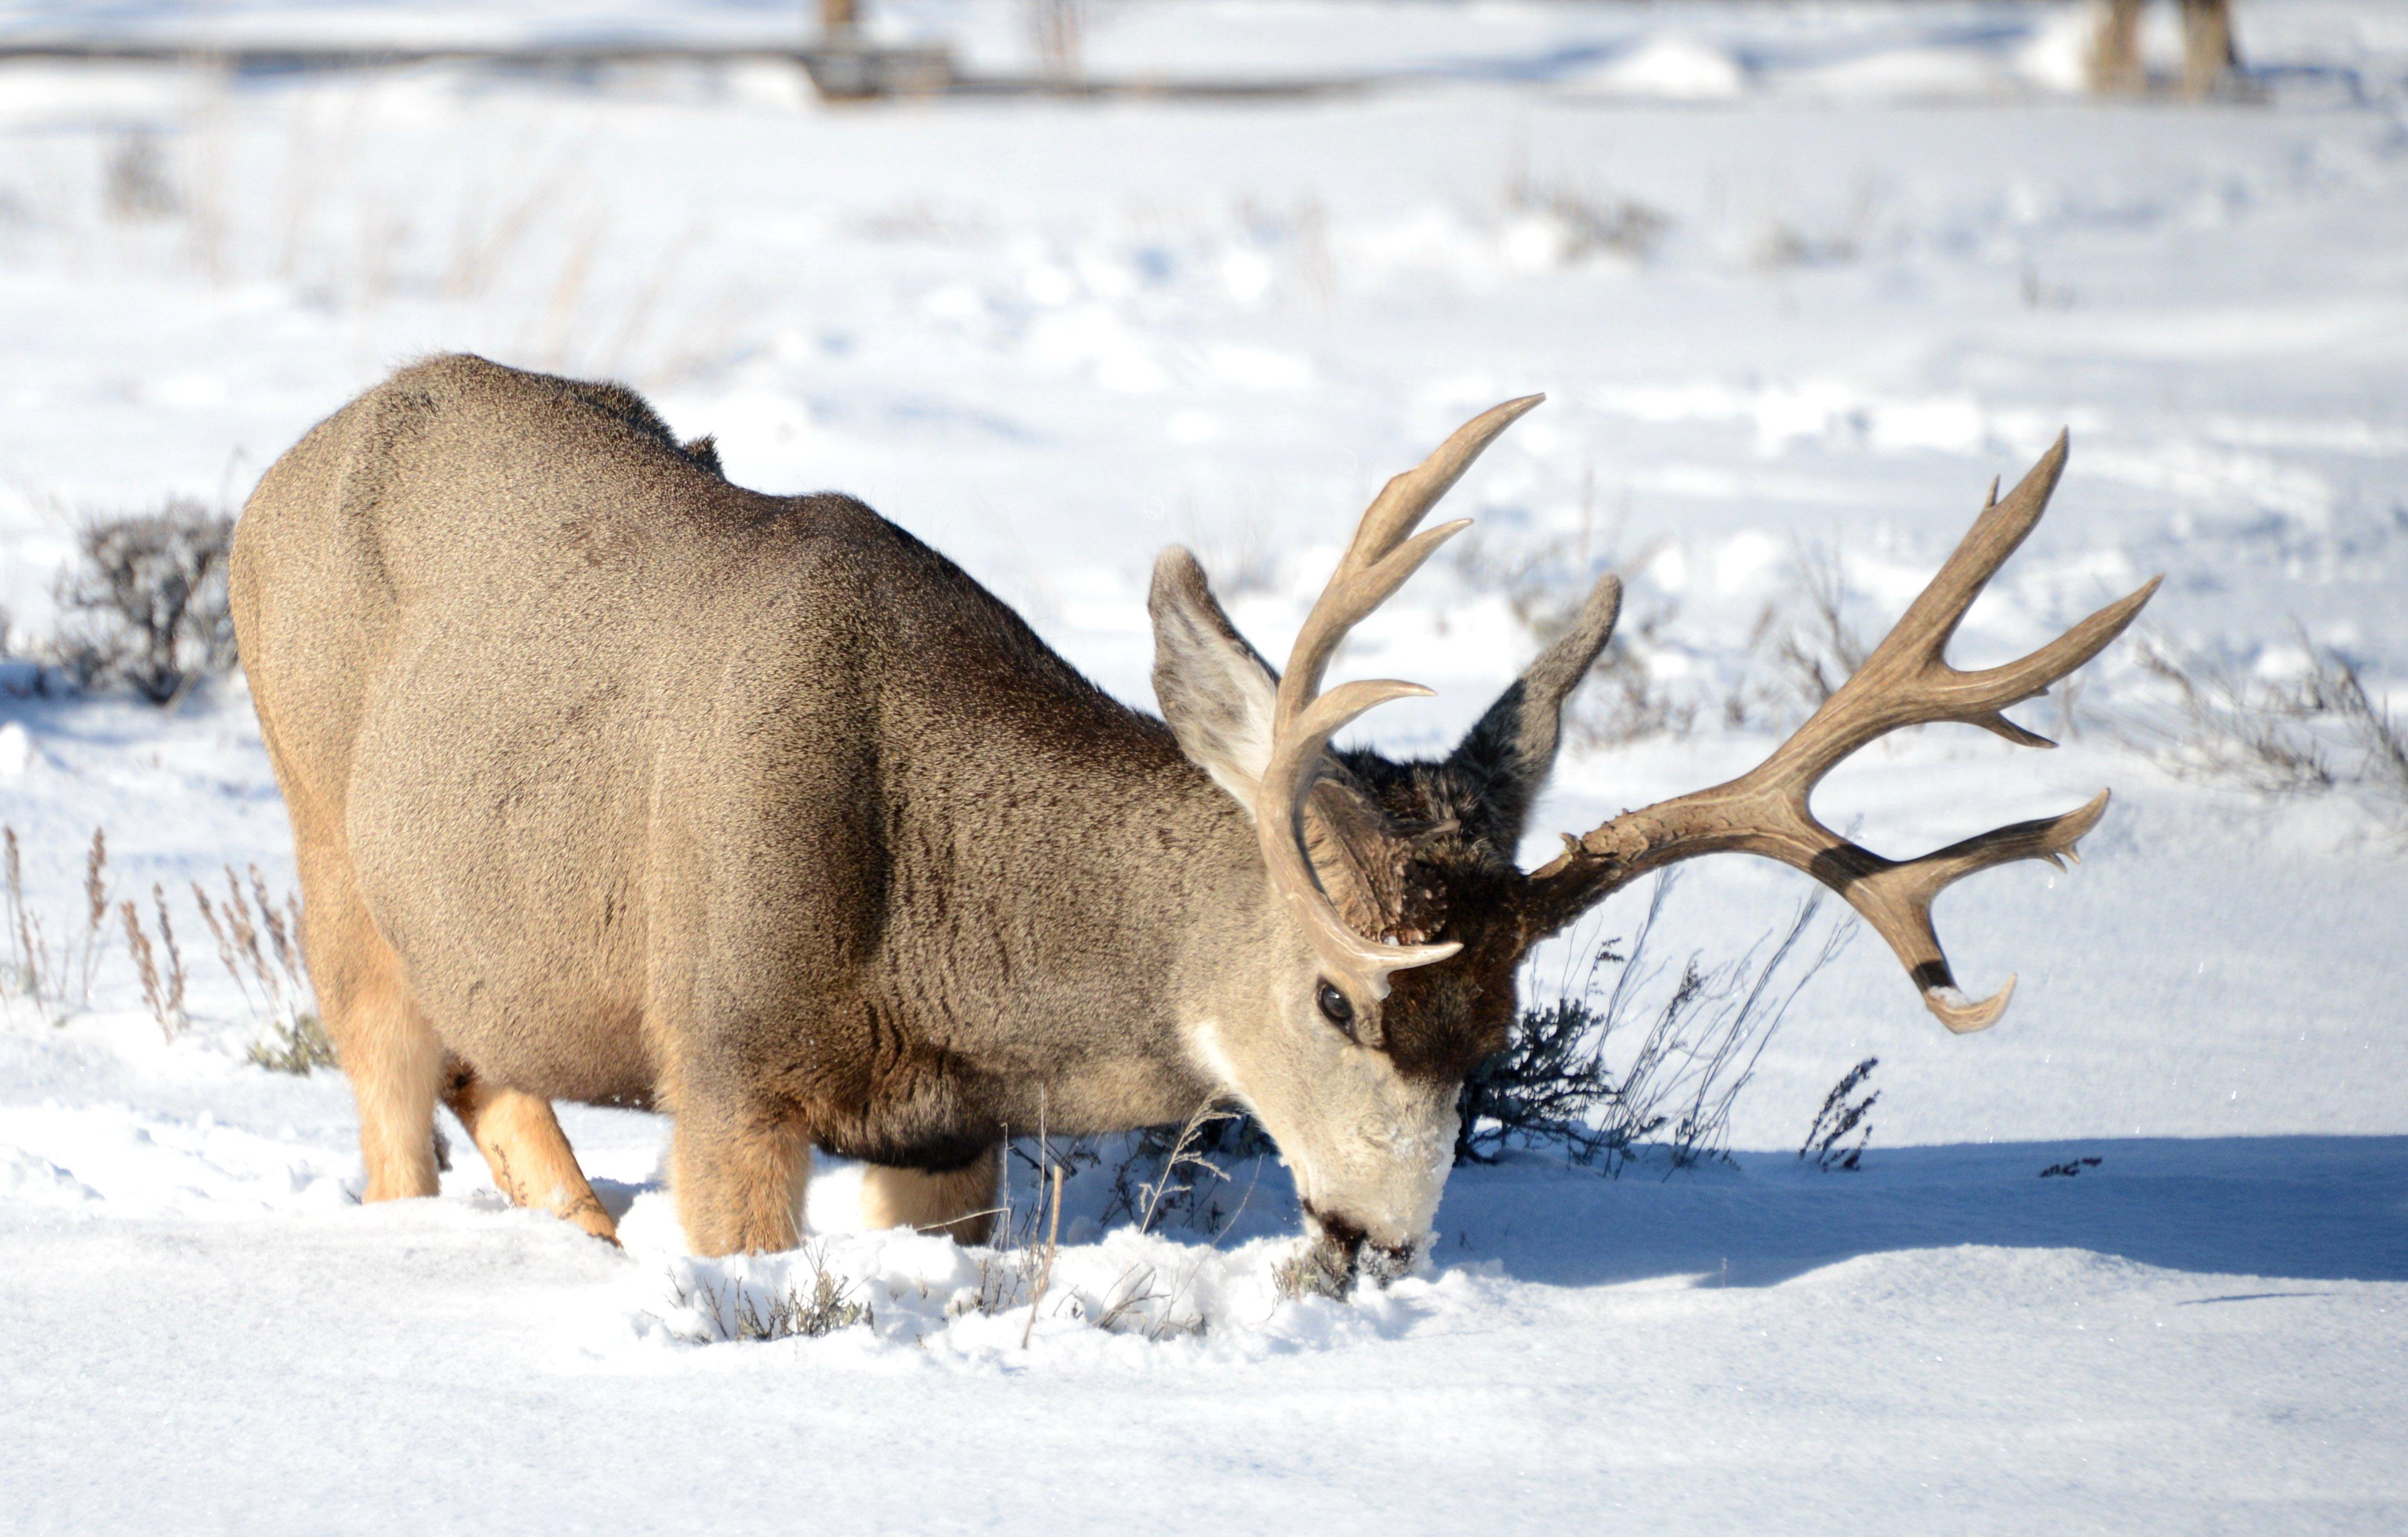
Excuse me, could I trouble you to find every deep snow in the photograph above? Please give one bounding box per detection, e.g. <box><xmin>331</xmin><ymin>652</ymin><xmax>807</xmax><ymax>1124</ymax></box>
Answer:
<box><xmin>3</xmin><ymin>2</ymin><xmax>2407</xmax><ymax>1532</ymax></box>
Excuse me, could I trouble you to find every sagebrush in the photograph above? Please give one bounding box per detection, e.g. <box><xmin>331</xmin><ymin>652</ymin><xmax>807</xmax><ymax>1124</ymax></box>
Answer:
<box><xmin>1456</xmin><ymin>871</ymin><xmax>1853</xmax><ymax>1172</ymax></box>
<box><xmin>46</xmin><ymin>500</ymin><xmax>238</xmax><ymax>705</ymax></box>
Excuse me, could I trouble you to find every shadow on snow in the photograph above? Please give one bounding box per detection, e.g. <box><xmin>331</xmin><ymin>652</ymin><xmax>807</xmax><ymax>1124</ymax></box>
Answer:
<box><xmin>1436</xmin><ymin>1135</ymin><xmax>2408</xmax><ymax>1289</ymax></box>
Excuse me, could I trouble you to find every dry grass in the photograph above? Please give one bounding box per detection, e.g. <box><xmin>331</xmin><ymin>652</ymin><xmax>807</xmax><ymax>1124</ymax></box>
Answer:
<box><xmin>1469</xmin><ymin>529</ymin><xmax>1904</xmax><ymax>747</ymax></box>
<box><xmin>666</xmin><ymin>1243</ymin><xmax>873</xmax><ymax>1343</ymax></box>
<box><xmin>1507</xmin><ymin>173</ymin><xmax>1672</xmax><ymax>263</ymax></box>
<box><xmin>1028</xmin><ymin>0</ymin><xmax>1087</xmax><ymax>80</ymax></box>
<box><xmin>1271</xmin><ymin>1238</ymin><xmax>1354</xmax><ymax>1302</ymax></box>
<box><xmin>1799</xmin><ymin>1056</ymin><xmax>1880</xmax><ymax>1172</ymax></box>
<box><xmin>1187</xmin><ymin>504</ymin><xmax>1280</xmax><ymax>601</ymax></box>
<box><xmin>194</xmin><ymin>865</ymin><xmax>312</xmax><ymax>1029</ymax></box>
<box><xmin>41</xmin><ymin>97</ymin><xmax>731</xmax><ymax>388</ymax></box>
<box><xmin>1458</xmin><ymin>872</ymin><xmax>1854</xmax><ymax>1173</ymax></box>
<box><xmin>1566</xmin><ymin>597</ymin><xmax>1699</xmax><ymax>746</ymax></box>
<box><xmin>952</xmin><ymin>1113</ymin><xmax>1088</xmax><ymax>1332</ymax></box>
<box><xmin>1</xmin><ymin>823</ymin><xmax>326</xmax><ymax>1051</ymax></box>
<box><xmin>1767</xmin><ymin>542</ymin><xmax>1870</xmax><ymax>713</ymax></box>
<box><xmin>1020</xmin><ymin>1162</ymin><xmax>1066</xmax><ymax>1348</ymax></box>
<box><xmin>75</xmin><ymin>831</ymin><xmax>109</xmax><ymax>1006</ymax></box>
<box><xmin>3</xmin><ymin>826</ymin><xmax>60</xmax><ymax>1015</ymax></box>
<box><xmin>247</xmin><ymin>1011</ymin><xmax>338</xmax><ymax>1075</ymax></box>
<box><xmin>1097</xmin><ymin>1099</ymin><xmax>1269</xmax><ymax>1237</ymax></box>
<box><xmin>2112</xmin><ymin>627</ymin><xmax>2407</xmax><ymax>829</ymax></box>
<box><xmin>119</xmin><ymin>887</ymin><xmax>190</xmax><ymax>1041</ymax></box>
<box><xmin>103</xmin><ymin>130</ymin><xmax>182</xmax><ymax>222</ymax></box>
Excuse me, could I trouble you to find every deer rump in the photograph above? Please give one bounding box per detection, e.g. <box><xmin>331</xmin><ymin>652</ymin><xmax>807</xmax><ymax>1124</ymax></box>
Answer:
<box><xmin>234</xmin><ymin>353</ymin><xmax>2153</xmax><ymax>1265</ymax></box>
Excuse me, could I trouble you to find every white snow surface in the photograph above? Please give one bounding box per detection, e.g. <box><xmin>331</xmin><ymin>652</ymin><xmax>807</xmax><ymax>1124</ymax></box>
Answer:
<box><xmin>3</xmin><ymin>2</ymin><xmax>2407</xmax><ymax>1531</ymax></box>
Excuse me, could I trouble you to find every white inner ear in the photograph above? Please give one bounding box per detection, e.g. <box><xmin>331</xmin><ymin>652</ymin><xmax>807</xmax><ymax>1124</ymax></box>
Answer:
<box><xmin>1186</xmin><ymin>665</ymin><xmax>1275</xmax><ymax>816</ymax></box>
<box><xmin>1152</xmin><ymin>572</ymin><xmax>1278</xmax><ymax>819</ymax></box>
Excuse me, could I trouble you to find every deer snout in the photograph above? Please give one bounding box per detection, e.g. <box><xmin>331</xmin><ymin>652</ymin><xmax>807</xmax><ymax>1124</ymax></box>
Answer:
<box><xmin>1299</xmin><ymin>1202</ymin><xmax>1419</xmax><ymax>1289</ymax></box>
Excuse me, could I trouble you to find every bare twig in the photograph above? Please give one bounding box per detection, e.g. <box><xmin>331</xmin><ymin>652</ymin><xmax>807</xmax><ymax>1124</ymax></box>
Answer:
<box><xmin>1021</xmin><ymin>1163</ymin><xmax>1064</xmax><ymax>1349</ymax></box>
<box><xmin>151</xmin><ymin>883</ymin><xmax>186</xmax><ymax>1025</ymax></box>
<box><xmin>76</xmin><ymin>829</ymin><xmax>110</xmax><ymax>1005</ymax></box>
<box><xmin>191</xmin><ymin>880</ymin><xmax>256</xmax><ymax>1016</ymax></box>
<box><xmin>120</xmin><ymin>899</ymin><xmax>176</xmax><ymax>1039</ymax></box>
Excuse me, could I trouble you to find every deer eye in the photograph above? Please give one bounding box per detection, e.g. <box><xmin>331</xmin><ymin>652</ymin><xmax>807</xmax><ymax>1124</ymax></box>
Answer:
<box><xmin>1315</xmin><ymin>980</ymin><xmax>1357</xmax><ymax>1040</ymax></box>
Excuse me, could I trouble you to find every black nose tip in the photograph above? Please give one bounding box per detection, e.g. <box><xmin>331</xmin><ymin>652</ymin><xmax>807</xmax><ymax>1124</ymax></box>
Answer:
<box><xmin>1297</xmin><ymin>1204</ymin><xmax>1414</xmax><ymax>1290</ymax></box>
<box><xmin>1304</xmin><ymin>1205</ymin><xmax>1370</xmax><ymax>1259</ymax></box>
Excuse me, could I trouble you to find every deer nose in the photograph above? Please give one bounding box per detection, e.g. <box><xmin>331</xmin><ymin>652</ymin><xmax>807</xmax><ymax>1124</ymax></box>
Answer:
<box><xmin>1299</xmin><ymin>1203</ymin><xmax>1415</xmax><ymax>1289</ymax></box>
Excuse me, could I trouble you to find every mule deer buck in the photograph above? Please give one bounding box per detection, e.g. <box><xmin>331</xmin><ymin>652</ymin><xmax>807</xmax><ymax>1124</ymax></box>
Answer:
<box><xmin>232</xmin><ymin>356</ymin><xmax>2154</xmax><ymax>1277</ymax></box>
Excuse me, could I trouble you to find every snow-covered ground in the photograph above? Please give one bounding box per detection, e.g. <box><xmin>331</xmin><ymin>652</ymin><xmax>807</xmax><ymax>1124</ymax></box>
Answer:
<box><xmin>3</xmin><ymin>2</ymin><xmax>2406</xmax><ymax>1531</ymax></box>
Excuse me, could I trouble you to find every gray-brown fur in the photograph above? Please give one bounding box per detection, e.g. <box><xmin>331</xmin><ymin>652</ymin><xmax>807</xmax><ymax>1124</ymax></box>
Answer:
<box><xmin>234</xmin><ymin>355</ymin><xmax>1599</xmax><ymax>1256</ymax></box>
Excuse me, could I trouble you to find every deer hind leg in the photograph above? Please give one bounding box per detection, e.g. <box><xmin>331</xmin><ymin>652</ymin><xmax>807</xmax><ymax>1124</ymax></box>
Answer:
<box><xmin>859</xmin><ymin>1147</ymin><xmax>1001</xmax><ymax>1245</ymax></box>
<box><xmin>296</xmin><ymin>843</ymin><xmax>444</xmax><ymax>1203</ymax></box>
<box><xmin>440</xmin><ymin>1063</ymin><xmax>619</xmax><ymax>1244</ymax></box>
<box><xmin>668</xmin><ymin>1094</ymin><xmax>813</xmax><ymax>1256</ymax></box>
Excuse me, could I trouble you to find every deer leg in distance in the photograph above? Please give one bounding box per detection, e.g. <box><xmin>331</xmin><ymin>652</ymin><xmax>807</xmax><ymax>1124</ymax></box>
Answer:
<box><xmin>2088</xmin><ymin>0</ymin><xmax>2148</xmax><ymax>94</ymax></box>
<box><xmin>2179</xmin><ymin>0</ymin><xmax>2239</xmax><ymax>99</ymax></box>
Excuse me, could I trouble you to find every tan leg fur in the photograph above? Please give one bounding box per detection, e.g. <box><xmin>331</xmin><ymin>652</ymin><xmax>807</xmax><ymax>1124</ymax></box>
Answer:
<box><xmin>442</xmin><ymin>1067</ymin><xmax>619</xmax><ymax>1243</ymax></box>
<box><xmin>296</xmin><ymin>840</ymin><xmax>445</xmax><ymax>1203</ymax></box>
<box><xmin>671</xmin><ymin>1111</ymin><xmax>812</xmax><ymax>1255</ymax></box>
<box><xmin>858</xmin><ymin>1149</ymin><xmax>1001</xmax><ymax>1244</ymax></box>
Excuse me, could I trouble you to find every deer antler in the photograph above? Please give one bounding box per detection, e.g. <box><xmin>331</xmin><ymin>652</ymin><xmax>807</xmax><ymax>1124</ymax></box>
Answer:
<box><xmin>1261</xmin><ymin>395</ymin><xmax>1545</xmax><ymax>999</ymax></box>
<box><xmin>1521</xmin><ymin>433</ymin><xmax>2159</xmax><ymax>1032</ymax></box>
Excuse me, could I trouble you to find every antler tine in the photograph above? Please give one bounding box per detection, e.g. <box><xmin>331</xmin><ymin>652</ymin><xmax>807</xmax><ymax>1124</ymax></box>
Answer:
<box><xmin>1940</xmin><ymin>577</ymin><xmax>2164</xmax><ymax>749</ymax></box>
<box><xmin>1876</xmin><ymin>430</ymin><xmax>2069</xmax><ymax>674</ymax></box>
<box><xmin>1281</xmin><ymin>394</ymin><xmax>1545</xmax><ymax>711</ymax></box>
<box><xmin>1278</xmin><ymin>518</ymin><xmax>1474</xmax><ymax>716</ymax></box>
<box><xmin>1832</xmin><ymin>791</ymin><xmax>2110</xmax><ymax>1033</ymax></box>
<box><xmin>1767</xmin><ymin>434</ymin><xmax>2158</xmax><ymax>783</ymax></box>
<box><xmin>1353</xmin><ymin>395</ymin><xmax>1547</xmax><ymax>573</ymax></box>
<box><xmin>1526</xmin><ymin>436</ymin><xmax>2158</xmax><ymax>1032</ymax></box>
<box><xmin>1257</xmin><ymin>398</ymin><xmax>1543</xmax><ymax>997</ymax></box>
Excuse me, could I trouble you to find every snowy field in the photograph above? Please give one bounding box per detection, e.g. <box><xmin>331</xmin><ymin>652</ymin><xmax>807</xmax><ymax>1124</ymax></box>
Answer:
<box><xmin>4</xmin><ymin>1</ymin><xmax>2407</xmax><ymax>1531</ymax></box>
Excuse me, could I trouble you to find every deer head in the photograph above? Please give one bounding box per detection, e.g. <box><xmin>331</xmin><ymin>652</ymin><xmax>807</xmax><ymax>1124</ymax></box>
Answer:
<box><xmin>1150</xmin><ymin>400</ymin><xmax>2157</xmax><ymax>1279</ymax></box>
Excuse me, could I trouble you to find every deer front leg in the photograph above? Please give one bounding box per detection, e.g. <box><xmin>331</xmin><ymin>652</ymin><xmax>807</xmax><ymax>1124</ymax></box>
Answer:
<box><xmin>859</xmin><ymin>1146</ymin><xmax>1002</xmax><ymax>1244</ymax></box>
<box><xmin>668</xmin><ymin>1087</ymin><xmax>813</xmax><ymax>1256</ymax></box>
<box><xmin>440</xmin><ymin>1063</ymin><xmax>619</xmax><ymax>1244</ymax></box>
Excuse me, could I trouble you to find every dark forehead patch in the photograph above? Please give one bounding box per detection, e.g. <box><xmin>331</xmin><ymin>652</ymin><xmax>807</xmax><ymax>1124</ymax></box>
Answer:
<box><xmin>1313</xmin><ymin>745</ymin><xmax>1532</xmax><ymax>1082</ymax></box>
<box><xmin>1374</xmin><ymin>857</ymin><xmax>1524</xmax><ymax>1082</ymax></box>
<box><xmin>1334</xmin><ymin>746</ymin><xmax>1524</xmax><ymax>866</ymax></box>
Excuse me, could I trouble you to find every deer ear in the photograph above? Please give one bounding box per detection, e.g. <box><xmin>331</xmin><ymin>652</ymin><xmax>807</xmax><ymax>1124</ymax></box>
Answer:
<box><xmin>1150</xmin><ymin>547</ymin><xmax>1279</xmax><ymax>816</ymax></box>
<box><xmin>1448</xmin><ymin>571</ymin><xmax>1622</xmax><ymax>846</ymax></box>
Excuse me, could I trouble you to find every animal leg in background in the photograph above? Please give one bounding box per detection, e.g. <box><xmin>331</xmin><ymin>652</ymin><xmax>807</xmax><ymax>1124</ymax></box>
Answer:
<box><xmin>858</xmin><ymin>1149</ymin><xmax>1002</xmax><ymax>1244</ymax></box>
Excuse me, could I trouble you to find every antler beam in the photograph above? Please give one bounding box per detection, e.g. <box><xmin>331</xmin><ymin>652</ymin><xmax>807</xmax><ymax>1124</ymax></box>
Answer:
<box><xmin>1522</xmin><ymin>433</ymin><xmax>2159</xmax><ymax>1032</ymax></box>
